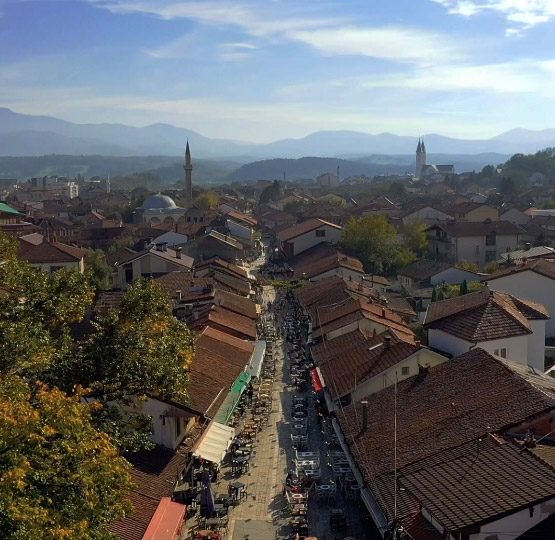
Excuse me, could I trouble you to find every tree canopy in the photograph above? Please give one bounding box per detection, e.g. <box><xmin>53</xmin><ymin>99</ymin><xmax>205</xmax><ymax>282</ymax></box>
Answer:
<box><xmin>0</xmin><ymin>232</ymin><xmax>196</xmax><ymax>536</ymax></box>
<box><xmin>341</xmin><ymin>214</ymin><xmax>417</xmax><ymax>275</ymax></box>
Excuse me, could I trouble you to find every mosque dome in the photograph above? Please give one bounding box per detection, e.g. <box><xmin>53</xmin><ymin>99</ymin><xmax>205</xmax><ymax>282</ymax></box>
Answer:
<box><xmin>139</xmin><ymin>194</ymin><xmax>178</xmax><ymax>210</ymax></box>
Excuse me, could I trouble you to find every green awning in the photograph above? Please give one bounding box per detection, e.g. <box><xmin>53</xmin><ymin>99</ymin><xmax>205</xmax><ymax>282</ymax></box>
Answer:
<box><xmin>0</xmin><ymin>202</ymin><xmax>23</xmax><ymax>216</ymax></box>
<box><xmin>231</xmin><ymin>371</ymin><xmax>251</xmax><ymax>394</ymax></box>
<box><xmin>213</xmin><ymin>391</ymin><xmax>242</xmax><ymax>425</ymax></box>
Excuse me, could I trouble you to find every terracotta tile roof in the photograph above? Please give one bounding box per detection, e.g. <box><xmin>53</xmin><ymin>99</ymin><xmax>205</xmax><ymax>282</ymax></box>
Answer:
<box><xmin>312</xmin><ymin>329</ymin><xmax>420</xmax><ymax>398</ymax></box>
<box><xmin>213</xmin><ymin>289</ymin><xmax>258</xmax><ymax>320</ymax></box>
<box><xmin>425</xmin><ymin>288</ymin><xmax>548</xmax><ymax>341</ymax></box>
<box><xmin>195</xmin><ymin>257</ymin><xmax>249</xmax><ymax>280</ymax></box>
<box><xmin>187</xmin><ymin>326</ymin><xmax>253</xmax><ymax>415</ymax></box>
<box><xmin>106</xmin><ymin>247</ymin><xmax>136</xmax><ymax>268</ymax></box>
<box><xmin>426</xmin><ymin>220</ymin><xmax>524</xmax><ymax>237</ymax></box>
<box><xmin>290</xmin><ymin>243</ymin><xmax>364</xmax><ymax>280</ymax></box>
<box><xmin>19</xmin><ymin>240</ymin><xmax>85</xmax><ymax>263</ymax></box>
<box><xmin>277</xmin><ymin>218</ymin><xmax>342</xmax><ymax>243</ymax></box>
<box><xmin>399</xmin><ymin>436</ymin><xmax>555</xmax><ymax>532</ymax></box>
<box><xmin>109</xmin><ymin>445</ymin><xmax>189</xmax><ymax>540</ymax></box>
<box><xmin>338</xmin><ymin>348</ymin><xmax>555</xmax><ymax>483</ymax></box>
<box><xmin>151</xmin><ymin>271</ymin><xmax>198</xmax><ymax>299</ymax></box>
<box><xmin>397</xmin><ymin>259</ymin><xmax>453</xmax><ymax>281</ymax></box>
<box><xmin>189</xmin><ymin>304</ymin><xmax>257</xmax><ymax>340</ymax></box>
<box><xmin>313</xmin><ymin>297</ymin><xmax>414</xmax><ymax>342</ymax></box>
<box><xmin>295</xmin><ymin>276</ymin><xmax>351</xmax><ymax>309</ymax></box>
<box><xmin>227</xmin><ymin>210</ymin><xmax>257</xmax><ymax>227</ymax></box>
<box><xmin>487</xmin><ymin>258</ymin><xmax>555</xmax><ymax>282</ymax></box>
<box><xmin>115</xmin><ymin>245</ymin><xmax>194</xmax><ymax>270</ymax></box>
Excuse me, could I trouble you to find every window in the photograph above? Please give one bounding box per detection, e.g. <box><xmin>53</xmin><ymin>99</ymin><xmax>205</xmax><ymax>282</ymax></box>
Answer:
<box><xmin>175</xmin><ymin>417</ymin><xmax>181</xmax><ymax>437</ymax></box>
<box><xmin>485</xmin><ymin>250</ymin><xmax>497</xmax><ymax>262</ymax></box>
<box><xmin>486</xmin><ymin>234</ymin><xmax>496</xmax><ymax>246</ymax></box>
<box><xmin>494</xmin><ymin>348</ymin><xmax>507</xmax><ymax>358</ymax></box>
<box><xmin>315</xmin><ymin>229</ymin><xmax>326</xmax><ymax>238</ymax></box>
<box><xmin>125</xmin><ymin>266</ymin><xmax>133</xmax><ymax>283</ymax></box>
<box><xmin>401</xmin><ymin>366</ymin><xmax>410</xmax><ymax>376</ymax></box>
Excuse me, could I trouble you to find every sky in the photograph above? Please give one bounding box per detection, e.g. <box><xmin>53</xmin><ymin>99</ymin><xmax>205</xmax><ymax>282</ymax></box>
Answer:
<box><xmin>1</xmin><ymin>0</ymin><xmax>555</xmax><ymax>142</ymax></box>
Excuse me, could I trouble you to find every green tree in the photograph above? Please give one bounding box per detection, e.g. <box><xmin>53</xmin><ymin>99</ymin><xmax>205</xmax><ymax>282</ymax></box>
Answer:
<box><xmin>431</xmin><ymin>287</ymin><xmax>437</xmax><ymax>303</ymax></box>
<box><xmin>259</xmin><ymin>180</ymin><xmax>281</xmax><ymax>204</ymax></box>
<box><xmin>0</xmin><ymin>233</ymin><xmax>94</xmax><ymax>376</ymax></box>
<box><xmin>483</xmin><ymin>261</ymin><xmax>500</xmax><ymax>274</ymax></box>
<box><xmin>0</xmin><ymin>375</ymin><xmax>133</xmax><ymax>540</ymax></box>
<box><xmin>193</xmin><ymin>192</ymin><xmax>219</xmax><ymax>210</ymax></box>
<box><xmin>459</xmin><ymin>279</ymin><xmax>468</xmax><ymax>295</ymax></box>
<box><xmin>403</xmin><ymin>219</ymin><xmax>429</xmax><ymax>256</ymax></box>
<box><xmin>85</xmin><ymin>249</ymin><xmax>112</xmax><ymax>291</ymax></box>
<box><xmin>341</xmin><ymin>215</ymin><xmax>400</xmax><ymax>274</ymax></box>
<box><xmin>456</xmin><ymin>260</ymin><xmax>480</xmax><ymax>273</ymax></box>
<box><xmin>73</xmin><ymin>279</ymin><xmax>195</xmax><ymax>404</ymax></box>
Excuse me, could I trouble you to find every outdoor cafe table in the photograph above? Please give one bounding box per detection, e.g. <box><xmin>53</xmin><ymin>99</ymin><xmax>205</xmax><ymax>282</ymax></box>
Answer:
<box><xmin>195</xmin><ymin>530</ymin><xmax>219</xmax><ymax>539</ymax></box>
<box><xmin>205</xmin><ymin>517</ymin><xmax>221</xmax><ymax>529</ymax></box>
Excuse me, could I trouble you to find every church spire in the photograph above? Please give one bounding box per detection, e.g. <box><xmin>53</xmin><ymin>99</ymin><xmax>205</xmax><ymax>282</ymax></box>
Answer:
<box><xmin>416</xmin><ymin>137</ymin><xmax>422</xmax><ymax>153</ymax></box>
<box><xmin>184</xmin><ymin>139</ymin><xmax>193</xmax><ymax>208</ymax></box>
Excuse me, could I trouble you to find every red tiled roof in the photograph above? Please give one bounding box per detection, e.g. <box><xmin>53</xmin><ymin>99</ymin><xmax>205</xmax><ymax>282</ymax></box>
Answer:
<box><xmin>109</xmin><ymin>445</ymin><xmax>189</xmax><ymax>540</ymax></box>
<box><xmin>339</xmin><ymin>348</ymin><xmax>555</xmax><ymax>481</ymax></box>
<box><xmin>189</xmin><ymin>304</ymin><xmax>257</xmax><ymax>340</ymax></box>
<box><xmin>399</xmin><ymin>436</ymin><xmax>555</xmax><ymax>532</ymax></box>
<box><xmin>313</xmin><ymin>297</ymin><xmax>414</xmax><ymax>341</ymax></box>
<box><xmin>290</xmin><ymin>243</ymin><xmax>363</xmax><ymax>280</ymax></box>
<box><xmin>187</xmin><ymin>326</ymin><xmax>254</xmax><ymax>415</ymax></box>
<box><xmin>19</xmin><ymin>240</ymin><xmax>85</xmax><ymax>263</ymax></box>
<box><xmin>313</xmin><ymin>329</ymin><xmax>420</xmax><ymax>398</ymax></box>
<box><xmin>277</xmin><ymin>218</ymin><xmax>342</xmax><ymax>242</ymax></box>
<box><xmin>425</xmin><ymin>288</ymin><xmax>548</xmax><ymax>342</ymax></box>
<box><xmin>227</xmin><ymin>210</ymin><xmax>257</xmax><ymax>227</ymax></box>
<box><xmin>487</xmin><ymin>258</ymin><xmax>555</xmax><ymax>282</ymax></box>
<box><xmin>426</xmin><ymin>220</ymin><xmax>524</xmax><ymax>237</ymax></box>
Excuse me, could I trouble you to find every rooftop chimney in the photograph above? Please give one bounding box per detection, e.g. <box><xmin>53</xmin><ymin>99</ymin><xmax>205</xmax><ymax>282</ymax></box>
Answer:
<box><xmin>525</xmin><ymin>242</ymin><xmax>531</xmax><ymax>251</ymax></box>
<box><xmin>384</xmin><ymin>335</ymin><xmax>391</xmax><ymax>348</ymax></box>
<box><xmin>176</xmin><ymin>246</ymin><xmax>182</xmax><ymax>259</ymax></box>
<box><xmin>176</xmin><ymin>290</ymin><xmax>182</xmax><ymax>301</ymax></box>
<box><xmin>381</xmin><ymin>308</ymin><xmax>386</xmax><ymax>318</ymax></box>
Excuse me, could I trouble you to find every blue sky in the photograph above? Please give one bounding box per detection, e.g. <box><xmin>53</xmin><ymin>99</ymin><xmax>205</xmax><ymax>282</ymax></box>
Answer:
<box><xmin>1</xmin><ymin>0</ymin><xmax>555</xmax><ymax>142</ymax></box>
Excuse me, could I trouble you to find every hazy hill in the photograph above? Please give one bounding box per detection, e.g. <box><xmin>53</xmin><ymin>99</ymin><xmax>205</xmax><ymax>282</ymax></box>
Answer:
<box><xmin>3</xmin><ymin>108</ymin><xmax>555</xmax><ymax>159</ymax></box>
<box><xmin>223</xmin><ymin>157</ymin><xmax>410</xmax><ymax>182</ymax></box>
<box><xmin>0</xmin><ymin>155</ymin><xmax>235</xmax><ymax>184</ymax></box>
<box><xmin>0</xmin><ymin>108</ymin><xmax>253</xmax><ymax>158</ymax></box>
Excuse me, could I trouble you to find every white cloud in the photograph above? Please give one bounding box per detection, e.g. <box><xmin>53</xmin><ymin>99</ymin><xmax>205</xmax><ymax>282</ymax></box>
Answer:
<box><xmin>88</xmin><ymin>1</ymin><xmax>467</xmax><ymax>66</ymax></box>
<box><xmin>431</xmin><ymin>0</ymin><xmax>555</xmax><ymax>35</ymax></box>
<box><xmin>287</xmin><ymin>26</ymin><xmax>466</xmax><ymax>65</ymax></box>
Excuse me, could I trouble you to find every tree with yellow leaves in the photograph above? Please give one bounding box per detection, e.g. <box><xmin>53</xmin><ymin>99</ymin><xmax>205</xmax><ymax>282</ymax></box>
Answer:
<box><xmin>0</xmin><ymin>376</ymin><xmax>133</xmax><ymax>540</ymax></box>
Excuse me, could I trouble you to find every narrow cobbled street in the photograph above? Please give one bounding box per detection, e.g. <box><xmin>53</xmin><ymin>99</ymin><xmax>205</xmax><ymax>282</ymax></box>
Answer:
<box><xmin>219</xmin><ymin>285</ymin><xmax>368</xmax><ymax>540</ymax></box>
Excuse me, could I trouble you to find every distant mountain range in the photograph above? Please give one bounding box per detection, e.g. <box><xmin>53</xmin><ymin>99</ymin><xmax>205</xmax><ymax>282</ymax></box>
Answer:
<box><xmin>2</xmin><ymin>108</ymin><xmax>555</xmax><ymax>159</ymax></box>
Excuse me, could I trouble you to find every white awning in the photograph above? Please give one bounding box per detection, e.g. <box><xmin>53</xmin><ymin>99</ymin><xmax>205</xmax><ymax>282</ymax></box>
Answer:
<box><xmin>247</xmin><ymin>340</ymin><xmax>266</xmax><ymax>378</ymax></box>
<box><xmin>193</xmin><ymin>422</ymin><xmax>235</xmax><ymax>464</ymax></box>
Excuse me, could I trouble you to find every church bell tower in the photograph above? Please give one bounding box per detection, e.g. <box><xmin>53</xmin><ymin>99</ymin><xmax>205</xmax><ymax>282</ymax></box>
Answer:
<box><xmin>415</xmin><ymin>137</ymin><xmax>426</xmax><ymax>178</ymax></box>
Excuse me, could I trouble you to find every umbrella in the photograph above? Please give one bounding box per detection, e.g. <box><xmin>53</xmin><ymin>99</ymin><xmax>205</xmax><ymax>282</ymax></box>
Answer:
<box><xmin>200</xmin><ymin>469</ymin><xmax>215</xmax><ymax>517</ymax></box>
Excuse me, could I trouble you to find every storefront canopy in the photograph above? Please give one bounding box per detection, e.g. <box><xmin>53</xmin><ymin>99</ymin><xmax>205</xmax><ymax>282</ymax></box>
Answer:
<box><xmin>213</xmin><ymin>391</ymin><xmax>241</xmax><ymax>425</ymax></box>
<box><xmin>193</xmin><ymin>422</ymin><xmax>235</xmax><ymax>464</ymax></box>
<box><xmin>142</xmin><ymin>497</ymin><xmax>186</xmax><ymax>540</ymax></box>
<box><xmin>247</xmin><ymin>340</ymin><xmax>266</xmax><ymax>378</ymax></box>
<box><xmin>311</xmin><ymin>367</ymin><xmax>325</xmax><ymax>392</ymax></box>
<box><xmin>231</xmin><ymin>371</ymin><xmax>251</xmax><ymax>394</ymax></box>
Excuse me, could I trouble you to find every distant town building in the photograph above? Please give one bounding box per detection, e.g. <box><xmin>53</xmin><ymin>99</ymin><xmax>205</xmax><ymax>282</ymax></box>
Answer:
<box><xmin>317</xmin><ymin>169</ymin><xmax>340</xmax><ymax>187</ymax></box>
